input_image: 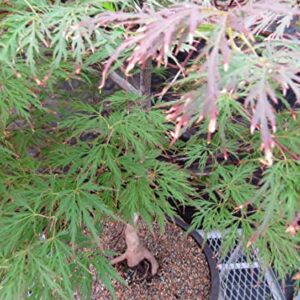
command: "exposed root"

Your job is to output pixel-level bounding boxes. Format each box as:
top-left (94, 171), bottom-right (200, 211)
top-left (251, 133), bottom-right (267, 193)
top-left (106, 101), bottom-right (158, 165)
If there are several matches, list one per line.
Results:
top-left (111, 222), bottom-right (159, 276)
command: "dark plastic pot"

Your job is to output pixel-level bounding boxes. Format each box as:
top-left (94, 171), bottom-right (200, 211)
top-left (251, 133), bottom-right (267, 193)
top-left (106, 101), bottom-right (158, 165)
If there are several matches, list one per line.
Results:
top-left (173, 217), bottom-right (220, 300)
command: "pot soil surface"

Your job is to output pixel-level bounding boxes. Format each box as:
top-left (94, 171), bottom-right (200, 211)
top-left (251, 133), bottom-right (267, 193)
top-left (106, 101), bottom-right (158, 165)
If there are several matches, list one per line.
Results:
top-left (94, 220), bottom-right (211, 300)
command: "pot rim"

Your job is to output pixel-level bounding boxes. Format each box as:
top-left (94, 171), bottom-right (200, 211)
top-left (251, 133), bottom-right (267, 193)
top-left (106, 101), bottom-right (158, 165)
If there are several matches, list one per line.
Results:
top-left (172, 217), bottom-right (220, 300)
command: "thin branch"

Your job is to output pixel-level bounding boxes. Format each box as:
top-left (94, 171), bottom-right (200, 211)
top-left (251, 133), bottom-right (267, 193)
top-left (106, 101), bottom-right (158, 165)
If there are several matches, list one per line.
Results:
top-left (108, 71), bottom-right (141, 95)
top-left (273, 139), bottom-right (300, 161)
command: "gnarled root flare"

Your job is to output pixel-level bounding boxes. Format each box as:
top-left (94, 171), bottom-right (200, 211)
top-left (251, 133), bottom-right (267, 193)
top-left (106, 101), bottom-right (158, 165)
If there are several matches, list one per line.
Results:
top-left (111, 223), bottom-right (159, 275)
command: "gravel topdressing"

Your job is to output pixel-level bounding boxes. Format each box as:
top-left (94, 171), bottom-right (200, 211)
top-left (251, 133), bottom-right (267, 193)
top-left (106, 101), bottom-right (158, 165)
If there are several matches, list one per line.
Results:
top-left (93, 220), bottom-right (211, 300)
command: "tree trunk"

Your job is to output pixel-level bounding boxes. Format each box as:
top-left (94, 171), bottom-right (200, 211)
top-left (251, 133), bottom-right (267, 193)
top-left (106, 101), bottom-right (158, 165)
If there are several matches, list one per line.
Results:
top-left (111, 217), bottom-right (159, 275)
top-left (110, 56), bottom-right (157, 275)
top-left (139, 59), bottom-right (152, 110)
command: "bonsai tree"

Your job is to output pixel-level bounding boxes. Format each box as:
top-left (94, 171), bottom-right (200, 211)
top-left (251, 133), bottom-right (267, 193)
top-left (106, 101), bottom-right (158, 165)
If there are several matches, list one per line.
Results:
top-left (0, 0), bottom-right (299, 299)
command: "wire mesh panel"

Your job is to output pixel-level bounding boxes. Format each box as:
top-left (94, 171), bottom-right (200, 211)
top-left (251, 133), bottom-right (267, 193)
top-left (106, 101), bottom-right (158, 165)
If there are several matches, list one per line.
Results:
top-left (197, 230), bottom-right (285, 300)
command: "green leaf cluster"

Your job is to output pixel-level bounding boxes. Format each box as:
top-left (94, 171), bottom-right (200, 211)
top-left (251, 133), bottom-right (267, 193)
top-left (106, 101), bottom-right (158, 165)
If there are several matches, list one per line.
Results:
top-left (0, 0), bottom-right (300, 298)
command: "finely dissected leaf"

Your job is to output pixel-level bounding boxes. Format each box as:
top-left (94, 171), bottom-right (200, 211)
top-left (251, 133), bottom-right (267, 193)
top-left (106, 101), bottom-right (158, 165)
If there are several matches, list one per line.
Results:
top-left (0, 63), bottom-right (41, 124)
top-left (0, 0), bottom-right (300, 298)
top-left (94, 1), bottom-right (300, 161)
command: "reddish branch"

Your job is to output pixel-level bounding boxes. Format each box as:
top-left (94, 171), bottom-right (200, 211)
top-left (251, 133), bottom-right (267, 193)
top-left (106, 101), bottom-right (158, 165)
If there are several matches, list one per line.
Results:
top-left (273, 139), bottom-right (300, 161)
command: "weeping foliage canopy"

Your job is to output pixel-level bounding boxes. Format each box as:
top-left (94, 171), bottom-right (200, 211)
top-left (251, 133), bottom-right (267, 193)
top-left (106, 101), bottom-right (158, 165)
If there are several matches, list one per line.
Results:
top-left (0, 0), bottom-right (300, 298)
